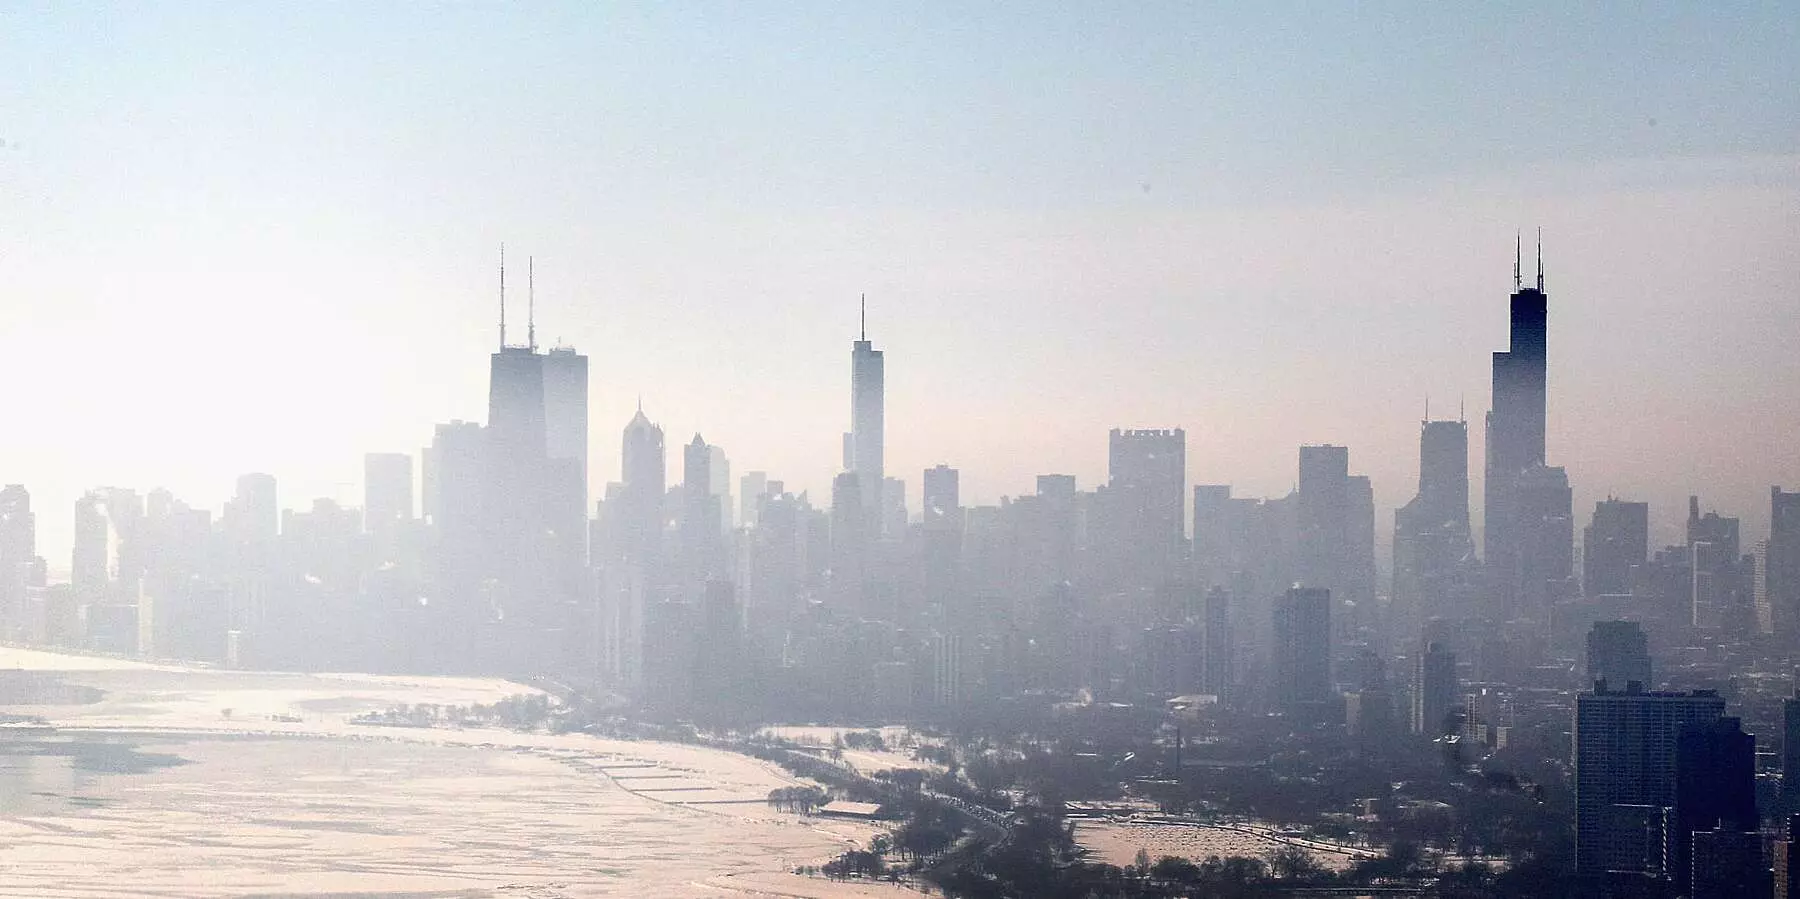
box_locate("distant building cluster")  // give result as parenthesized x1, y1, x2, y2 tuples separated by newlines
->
(1, 237, 1798, 894)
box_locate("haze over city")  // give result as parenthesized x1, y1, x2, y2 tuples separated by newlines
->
(3, 4, 1796, 560)
(2, 5, 1800, 898)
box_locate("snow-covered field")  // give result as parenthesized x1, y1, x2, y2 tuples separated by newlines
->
(0, 648, 910, 898)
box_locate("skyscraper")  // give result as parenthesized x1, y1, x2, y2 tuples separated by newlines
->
(0, 485, 43, 640)
(1201, 586, 1233, 698)
(363, 453, 413, 535)
(1107, 428, 1187, 585)
(619, 405, 666, 575)
(1583, 498, 1648, 598)
(1513, 464, 1574, 623)
(1769, 487, 1800, 645)
(543, 345, 591, 574)
(680, 434, 723, 585)
(1393, 419, 1475, 635)
(1296, 445, 1375, 641)
(923, 465, 960, 525)
(1486, 235, 1551, 619)
(1574, 682, 1725, 877)
(1687, 496, 1743, 631)
(1412, 641, 1459, 735)
(1783, 690, 1800, 811)
(850, 297, 885, 534)
(1585, 620, 1651, 690)
(1272, 587, 1331, 712)
(223, 473, 278, 544)
(1672, 717, 1758, 894)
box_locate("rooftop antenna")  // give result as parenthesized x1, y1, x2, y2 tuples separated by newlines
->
(860, 293, 867, 341)
(1424, 394, 1430, 422)
(1513, 231, 1522, 293)
(528, 256, 537, 351)
(1459, 394, 1465, 423)
(499, 243, 507, 349)
(1535, 227, 1545, 292)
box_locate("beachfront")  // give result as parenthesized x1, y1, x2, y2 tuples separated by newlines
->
(0, 647, 915, 898)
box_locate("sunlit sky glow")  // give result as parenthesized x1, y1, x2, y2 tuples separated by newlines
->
(2, 3, 1796, 564)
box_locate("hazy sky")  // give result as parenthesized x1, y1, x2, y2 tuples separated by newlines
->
(3, 3, 1797, 565)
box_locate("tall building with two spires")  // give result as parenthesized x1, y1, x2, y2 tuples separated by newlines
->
(480, 247, 589, 671)
(1485, 233, 1572, 623)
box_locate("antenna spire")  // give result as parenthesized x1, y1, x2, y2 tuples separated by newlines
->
(860, 293, 866, 341)
(1513, 231, 1522, 292)
(528, 256, 537, 351)
(1535, 227, 1545, 292)
(499, 243, 507, 349)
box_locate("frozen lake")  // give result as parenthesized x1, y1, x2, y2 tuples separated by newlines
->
(0, 648, 917, 898)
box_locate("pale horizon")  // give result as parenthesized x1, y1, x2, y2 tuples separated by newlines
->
(3, 4, 1796, 564)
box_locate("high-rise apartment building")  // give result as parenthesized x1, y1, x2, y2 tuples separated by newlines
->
(1574, 683, 1725, 877)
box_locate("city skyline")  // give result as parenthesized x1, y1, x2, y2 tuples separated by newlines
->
(2, 5, 1795, 563)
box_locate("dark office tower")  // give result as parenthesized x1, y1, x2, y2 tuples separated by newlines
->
(1574, 683, 1725, 878)
(1272, 587, 1332, 712)
(1583, 499, 1649, 598)
(1672, 717, 1758, 895)
(363, 453, 413, 534)
(1586, 620, 1651, 690)
(1486, 236, 1551, 614)
(1394, 420, 1475, 636)
(680, 434, 724, 585)
(1412, 642, 1459, 735)
(923, 465, 960, 525)
(1108, 428, 1187, 584)
(850, 298, 885, 533)
(1202, 587, 1233, 697)
(1769, 488, 1800, 645)
(1687, 496, 1744, 631)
